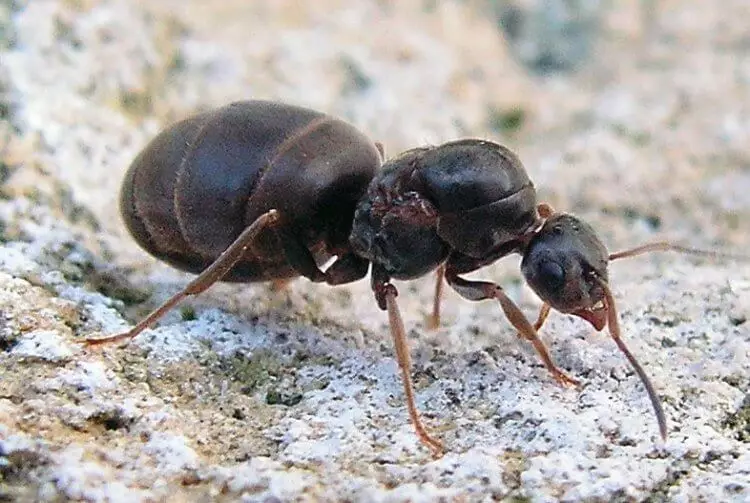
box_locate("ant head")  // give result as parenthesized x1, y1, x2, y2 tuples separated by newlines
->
(517, 204, 740, 441)
(521, 211, 610, 331)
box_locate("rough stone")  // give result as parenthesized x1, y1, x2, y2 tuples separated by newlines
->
(0, 1, 748, 501)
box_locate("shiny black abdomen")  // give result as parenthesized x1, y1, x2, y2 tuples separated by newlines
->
(120, 101, 381, 282)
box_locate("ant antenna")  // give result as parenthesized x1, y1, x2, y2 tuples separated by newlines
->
(609, 241, 749, 262)
(594, 275, 667, 440)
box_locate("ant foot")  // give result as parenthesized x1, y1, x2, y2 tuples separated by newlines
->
(418, 430, 445, 459)
(551, 369, 580, 388)
(83, 331, 135, 347)
(429, 442, 445, 459)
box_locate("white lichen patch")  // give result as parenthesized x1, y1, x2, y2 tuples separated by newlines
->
(10, 329, 75, 362)
(0, 245, 40, 277)
(50, 446, 154, 503)
(143, 432, 200, 475)
(53, 360, 118, 394)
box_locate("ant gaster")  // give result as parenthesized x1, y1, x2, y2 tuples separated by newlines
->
(87, 100, 735, 456)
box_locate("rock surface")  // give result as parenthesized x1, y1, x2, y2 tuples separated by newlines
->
(0, 0, 748, 501)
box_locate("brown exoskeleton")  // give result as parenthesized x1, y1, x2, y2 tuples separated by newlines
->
(88, 100, 743, 456)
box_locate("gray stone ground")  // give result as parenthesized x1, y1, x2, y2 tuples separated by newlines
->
(0, 0, 748, 501)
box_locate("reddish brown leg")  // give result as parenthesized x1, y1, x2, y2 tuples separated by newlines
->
(372, 270, 444, 457)
(513, 303, 550, 345)
(385, 287, 444, 456)
(532, 303, 551, 331)
(86, 210, 280, 346)
(426, 263, 445, 330)
(446, 271, 578, 387)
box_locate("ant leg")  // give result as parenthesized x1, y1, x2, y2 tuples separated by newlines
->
(86, 210, 280, 346)
(372, 267, 444, 457)
(426, 264, 445, 330)
(273, 222, 327, 283)
(444, 264, 579, 387)
(511, 303, 550, 354)
(274, 222, 369, 285)
(323, 253, 369, 285)
(533, 303, 551, 331)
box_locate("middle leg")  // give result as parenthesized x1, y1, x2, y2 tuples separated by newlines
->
(444, 259, 578, 387)
(372, 266, 444, 457)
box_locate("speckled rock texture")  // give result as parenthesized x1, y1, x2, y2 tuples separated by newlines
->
(1, 1, 748, 501)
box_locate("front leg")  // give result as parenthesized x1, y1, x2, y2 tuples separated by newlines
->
(444, 253, 579, 387)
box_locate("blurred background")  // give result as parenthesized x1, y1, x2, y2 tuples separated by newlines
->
(2, 0, 749, 264)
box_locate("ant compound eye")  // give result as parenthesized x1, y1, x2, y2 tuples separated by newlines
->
(537, 260, 565, 290)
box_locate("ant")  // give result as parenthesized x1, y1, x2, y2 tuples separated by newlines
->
(87, 100, 743, 456)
